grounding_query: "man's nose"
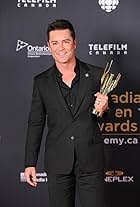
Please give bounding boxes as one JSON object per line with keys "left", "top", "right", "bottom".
{"left": 58, "top": 42, "right": 64, "bottom": 50}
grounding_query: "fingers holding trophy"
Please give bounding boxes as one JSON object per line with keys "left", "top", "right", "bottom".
{"left": 92, "top": 59, "right": 121, "bottom": 116}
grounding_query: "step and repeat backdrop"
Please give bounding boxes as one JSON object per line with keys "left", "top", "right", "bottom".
{"left": 0, "top": 0, "right": 140, "bottom": 207}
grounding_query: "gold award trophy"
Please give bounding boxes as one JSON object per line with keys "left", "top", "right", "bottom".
{"left": 92, "top": 59, "right": 121, "bottom": 115}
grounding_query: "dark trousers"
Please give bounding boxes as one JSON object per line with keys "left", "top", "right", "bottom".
{"left": 47, "top": 148, "right": 105, "bottom": 207}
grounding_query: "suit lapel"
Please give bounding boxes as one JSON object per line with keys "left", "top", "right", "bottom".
{"left": 73, "top": 61, "right": 91, "bottom": 117}
{"left": 54, "top": 71, "right": 73, "bottom": 116}
{"left": 46, "top": 67, "right": 73, "bottom": 117}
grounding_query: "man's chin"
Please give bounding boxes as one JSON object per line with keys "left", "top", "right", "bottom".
{"left": 57, "top": 59, "right": 69, "bottom": 64}
{"left": 55, "top": 56, "right": 75, "bottom": 64}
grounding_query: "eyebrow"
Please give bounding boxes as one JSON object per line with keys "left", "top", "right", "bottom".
{"left": 50, "top": 38, "right": 71, "bottom": 43}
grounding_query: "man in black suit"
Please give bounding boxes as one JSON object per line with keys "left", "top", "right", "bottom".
{"left": 24, "top": 19, "right": 108, "bottom": 207}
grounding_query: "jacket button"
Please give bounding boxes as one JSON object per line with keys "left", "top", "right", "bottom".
{"left": 71, "top": 136, "right": 75, "bottom": 140}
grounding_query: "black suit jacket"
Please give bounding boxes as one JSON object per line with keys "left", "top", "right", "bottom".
{"left": 25, "top": 59, "right": 105, "bottom": 174}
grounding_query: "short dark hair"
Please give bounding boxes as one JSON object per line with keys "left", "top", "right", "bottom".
{"left": 47, "top": 19, "right": 75, "bottom": 41}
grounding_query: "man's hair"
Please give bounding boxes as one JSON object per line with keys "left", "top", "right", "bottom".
{"left": 47, "top": 19, "right": 75, "bottom": 41}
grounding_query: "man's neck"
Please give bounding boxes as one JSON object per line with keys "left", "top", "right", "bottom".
{"left": 56, "top": 58, "right": 76, "bottom": 75}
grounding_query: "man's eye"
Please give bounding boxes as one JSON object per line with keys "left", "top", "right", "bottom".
{"left": 52, "top": 42, "right": 57, "bottom": 45}
{"left": 64, "top": 40, "right": 70, "bottom": 43}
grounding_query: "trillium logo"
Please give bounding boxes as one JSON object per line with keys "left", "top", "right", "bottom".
{"left": 98, "top": 0, "right": 119, "bottom": 13}
{"left": 16, "top": 40, "right": 28, "bottom": 51}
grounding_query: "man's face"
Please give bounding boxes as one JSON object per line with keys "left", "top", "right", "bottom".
{"left": 48, "top": 29, "right": 76, "bottom": 64}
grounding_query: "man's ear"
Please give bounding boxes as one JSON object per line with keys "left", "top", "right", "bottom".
{"left": 74, "top": 39, "right": 77, "bottom": 49}
{"left": 47, "top": 41, "right": 51, "bottom": 52}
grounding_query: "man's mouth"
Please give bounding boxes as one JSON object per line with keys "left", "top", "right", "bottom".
{"left": 57, "top": 52, "right": 67, "bottom": 57}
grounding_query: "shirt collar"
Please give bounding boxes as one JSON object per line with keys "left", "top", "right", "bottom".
{"left": 55, "top": 58, "right": 79, "bottom": 78}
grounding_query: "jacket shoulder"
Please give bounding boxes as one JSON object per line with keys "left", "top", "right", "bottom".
{"left": 79, "top": 59, "right": 104, "bottom": 75}
{"left": 34, "top": 65, "right": 54, "bottom": 81}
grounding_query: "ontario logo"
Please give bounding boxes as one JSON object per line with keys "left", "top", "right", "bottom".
{"left": 105, "top": 170, "right": 134, "bottom": 183}
{"left": 98, "top": 0, "right": 119, "bottom": 13}
{"left": 16, "top": 40, "right": 51, "bottom": 58}
{"left": 17, "top": 0, "right": 57, "bottom": 8}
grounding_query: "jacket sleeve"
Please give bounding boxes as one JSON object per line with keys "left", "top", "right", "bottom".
{"left": 24, "top": 77, "right": 46, "bottom": 168}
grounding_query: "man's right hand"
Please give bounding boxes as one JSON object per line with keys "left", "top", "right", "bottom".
{"left": 24, "top": 167, "right": 37, "bottom": 187}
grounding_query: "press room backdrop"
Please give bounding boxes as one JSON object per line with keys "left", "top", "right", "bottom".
{"left": 0, "top": 0, "right": 140, "bottom": 207}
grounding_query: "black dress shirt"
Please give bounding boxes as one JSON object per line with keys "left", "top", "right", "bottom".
{"left": 55, "top": 60, "right": 80, "bottom": 115}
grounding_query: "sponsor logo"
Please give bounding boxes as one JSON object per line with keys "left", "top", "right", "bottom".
{"left": 20, "top": 172, "right": 48, "bottom": 182}
{"left": 104, "top": 137, "right": 139, "bottom": 145}
{"left": 105, "top": 170, "right": 134, "bottom": 183}
{"left": 106, "top": 170, "right": 124, "bottom": 176}
{"left": 16, "top": 40, "right": 28, "bottom": 51}
{"left": 98, "top": 0, "right": 119, "bottom": 13}
{"left": 16, "top": 39, "right": 51, "bottom": 58}
{"left": 17, "top": 0, "right": 57, "bottom": 8}
{"left": 88, "top": 43, "right": 127, "bottom": 56}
